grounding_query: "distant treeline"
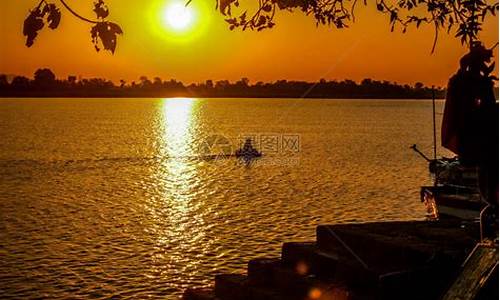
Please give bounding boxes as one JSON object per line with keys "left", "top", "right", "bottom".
{"left": 0, "top": 68, "right": 447, "bottom": 99}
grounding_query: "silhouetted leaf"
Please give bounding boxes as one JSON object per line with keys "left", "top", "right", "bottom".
{"left": 218, "top": 0, "right": 237, "bottom": 15}
{"left": 93, "top": 0, "right": 109, "bottom": 19}
{"left": 257, "top": 15, "right": 266, "bottom": 26}
{"left": 23, "top": 8, "right": 45, "bottom": 47}
{"left": 276, "top": 0, "right": 307, "bottom": 10}
{"left": 225, "top": 18, "right": 237, "bottom": 25}
{"left": 390, "top": 11, "right": 398, "bottom": 23}
{"left": 262, "top": 4, "right": 272, "bottom": 12}
{"left": 91, "top": 22, "right": 123, "bottom": 53}
{"left": 45, "top": 4, "right": 61, "bottom": 30}
{"left": 240, "top": 11, "right": 247, "bottom": 22}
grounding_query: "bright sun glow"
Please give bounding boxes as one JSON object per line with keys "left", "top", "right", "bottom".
{"left": 163, "top": 3, "right": 193, "bottom": 30}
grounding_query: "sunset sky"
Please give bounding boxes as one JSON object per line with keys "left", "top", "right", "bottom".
{"left": 0, "top": 0, "right": 498, "bottom": 87}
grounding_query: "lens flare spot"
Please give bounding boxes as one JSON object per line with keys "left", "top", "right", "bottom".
{"left": 309, "top": 287, "right": 323, "bottom": 299}
{"left": 296, "top": 261, "right": 309, "bottom": 275}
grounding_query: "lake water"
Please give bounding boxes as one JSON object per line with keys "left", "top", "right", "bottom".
{"left": 0, "top": 98, "right": 448, "bottom": 299}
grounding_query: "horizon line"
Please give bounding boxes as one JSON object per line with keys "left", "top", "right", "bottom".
{"left": 1, "top": 73, "right": 449, "bottom": 89}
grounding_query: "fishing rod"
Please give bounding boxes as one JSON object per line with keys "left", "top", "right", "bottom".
{"left": 432, "top": 86, "right": 437, "bottom": 160}
{"left": 410, "top": 144, "right": 432, "bottom": 162}
{"left": 410, "top": 87, "right": 439, "bottom": 162}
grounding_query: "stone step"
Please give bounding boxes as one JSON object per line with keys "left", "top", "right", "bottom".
{"left": 247, "top": 257, "right": 282, "bottom": 286}
{"left": 183, "top": 288, "right": 219, "bottom": 300}
{"left": 316, "top": 221, "right": 474, "bottom": 299}
{"left": 194, "top": 255, "right": 446, "bottom": 300}
{"left": 247, "top": 256, "right": 352, "bottom": 299}
{"left": 278, "top": 239, "right": 452, "bottom": 299}
{"left": 185, "top": 220, "right": 481, "bottom": 300}
{"left": 280, "top": 242, "right": 339, "bottom": 278}
{"left": 214, "top": 274, "right": 283, "bottom": 300}
{"left": 281, "top": 241, "right": 379, "bottom": 288}
{"left": 377, "top": 266, "right": 452, "bottom": 300}
{"left": 215, "top": 261, "right": 352, "bottom": 299}
{"left": 214, "top": 274, "right": 248, "bottom": 300}
{"left": 316, "top": 221, "right": 477, "bottom": 265}
{"left": 316, "top": 225, "right": 432, "bottom": 274}
{"left": 271, "top": 263, "right": 351, "bottom": 300}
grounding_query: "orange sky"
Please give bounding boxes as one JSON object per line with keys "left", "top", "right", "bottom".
{"left": 0, "top": 0, "right": 498, "bottom": 87}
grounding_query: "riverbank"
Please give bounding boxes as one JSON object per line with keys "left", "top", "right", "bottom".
{"left": 0, "top": 72, "right": 446, "bottom": 99}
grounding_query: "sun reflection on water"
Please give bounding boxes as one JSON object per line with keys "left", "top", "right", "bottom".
{"left": 151, "top": 98, "right": 208, "bottom": 272}
{"left": 158, "top": 97, "right": 198, "bottom": 216}
{"left": 162, "top": 97, "right": 195, "bottom": 158}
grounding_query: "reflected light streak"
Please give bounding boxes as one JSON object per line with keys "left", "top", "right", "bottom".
{"left": 150, "top": 97, "right": 212, "bottom": 279}
{"left": 151, "top": 98, "right": 205, "bottom": 249}
{"left": 162, "top": 97, "right": 195, "bottom": 158}
{"left": 159, "top": 97, "right": 198, "bottom": 221}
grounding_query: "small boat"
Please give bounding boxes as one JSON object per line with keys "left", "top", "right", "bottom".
{"left": 421, "top": 184, "right": 482, "bottom": 220}
{"left": 235, "top": 138, "right": 262, "bottom": 160}
{"left": 413, "top": 146, "right": 483, "bottom": 220}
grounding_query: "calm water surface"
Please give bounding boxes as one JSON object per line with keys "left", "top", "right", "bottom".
{"left": 0, "top": 98, "right": 448, "bottom": 299}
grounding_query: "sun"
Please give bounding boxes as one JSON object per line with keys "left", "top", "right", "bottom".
{"left": 150, "top": 0, "right": 210, "bottom": 43}
{"left": 163, "top": 2, "right": 193, "bottom": 31}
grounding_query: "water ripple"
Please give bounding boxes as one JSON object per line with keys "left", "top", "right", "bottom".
{"left": 0, "top": 98, "right": 444, "bottom": 298}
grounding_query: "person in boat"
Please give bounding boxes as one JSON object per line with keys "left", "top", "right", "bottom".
{"left": 236, "top": 138, "right": 261, "bottom": 158}
{"left": 441, "top": 42, "right": 499, "bottom": 211}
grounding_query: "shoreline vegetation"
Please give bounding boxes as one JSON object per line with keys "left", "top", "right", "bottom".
{"left": 0, "top": 69, "right": 450, "bottom": 99}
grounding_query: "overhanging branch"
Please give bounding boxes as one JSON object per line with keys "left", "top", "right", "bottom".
{"left": 59, "top": 0, "right": 98, "bottom": 24}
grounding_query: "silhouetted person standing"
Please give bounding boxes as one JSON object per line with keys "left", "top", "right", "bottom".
{"left": 442, "top": 42, "right": 498, "bottom": 210}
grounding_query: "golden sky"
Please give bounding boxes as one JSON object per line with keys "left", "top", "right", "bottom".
{"left": 0, "top": 0, "right": 498, "bottom": 87}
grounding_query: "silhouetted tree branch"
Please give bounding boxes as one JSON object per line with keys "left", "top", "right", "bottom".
{"left": 215, "top": 0, "right": 498, "bottom": 52}
{"left": 22, "top": 0, "right": 498, "bottom": 55}
{"left": 59, "top": 0, "right": 98, "bottom": 23}
{"left": 24, "top": 0, "right": 122, "bottom": 53}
